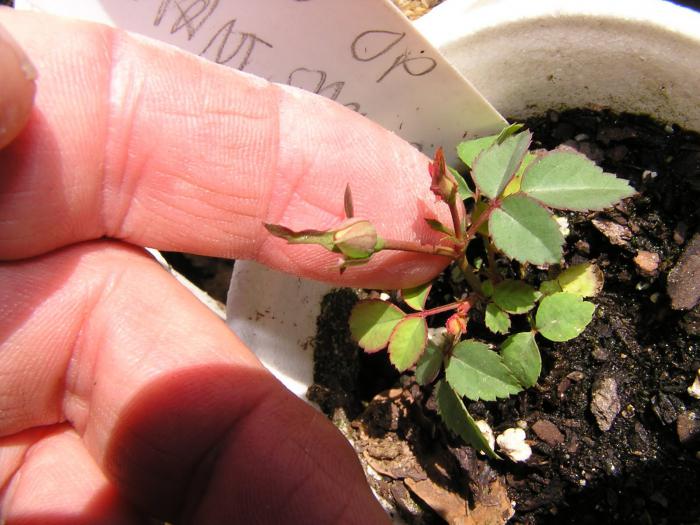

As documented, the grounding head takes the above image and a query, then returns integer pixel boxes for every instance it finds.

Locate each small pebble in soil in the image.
[555,215,570,237]
[674,221,688,245]
[667,233,700,310]
[687,369,700,399]
[677,410,700,448]
[682,306,700,336]
[591,218,632,247]
[590,377,621,432]
[475,420,496,452]
[591,346,609,361]
[496,428,532,462]
[633,250,660,276]
[651,392,684,425]
[532,420,565,447]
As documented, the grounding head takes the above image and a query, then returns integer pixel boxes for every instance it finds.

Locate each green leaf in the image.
[489,194,564,265]
[500,332,541,388]
[436,380,500,459]
[496,123,525,143]
[415,341,443,386]
[448,166,474,200]
[485,303,511,334]
[402,282,432,311]
[492,279,540,314]
[425,218,454,237]
[456,135,498,168]
[503,152,537,196]
[536,292,595,342]
[539,279,562,296]
[520,149,636,211]
[264,223,335,251]
[445,340,522,401]
[388,317,428,372]
[557,263,604,298]
[349,300,405,352]
[471,131,532,199]
[481,280,494,298]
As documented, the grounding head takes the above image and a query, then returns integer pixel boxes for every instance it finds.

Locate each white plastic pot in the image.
[226,0,700,400]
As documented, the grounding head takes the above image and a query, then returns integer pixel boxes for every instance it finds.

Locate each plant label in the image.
[15,0,505,161]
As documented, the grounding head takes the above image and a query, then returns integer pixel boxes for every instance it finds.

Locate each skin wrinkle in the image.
[0,426,54,515]
[0,444,28,515]
[183,386,373,524]
[178,386,274,523]
[61,252,127,440]
[102,28,147,241]
[105,33,277,257]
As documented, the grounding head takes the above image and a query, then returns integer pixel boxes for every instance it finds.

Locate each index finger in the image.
[0,9,450,289]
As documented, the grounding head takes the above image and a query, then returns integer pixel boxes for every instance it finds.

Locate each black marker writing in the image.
[288,68,344,100]
[376,51,436,82]
[351,30,405,62]
[201,19,272,70]
[287,68,363,114]
[351,29,437,83]
[154,0,219,40]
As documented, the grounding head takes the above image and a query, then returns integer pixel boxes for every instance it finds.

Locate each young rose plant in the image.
[266,124,634,458]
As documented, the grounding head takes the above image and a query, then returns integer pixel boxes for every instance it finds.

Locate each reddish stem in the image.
[407,297,475,319]
[382,238,457,258]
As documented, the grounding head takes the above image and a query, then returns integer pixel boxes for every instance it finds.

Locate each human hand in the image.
[0,9,449,524]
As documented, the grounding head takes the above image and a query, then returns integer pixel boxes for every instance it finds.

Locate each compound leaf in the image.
[492,279,540,314]
[415,341,443,386]
[445,340,522,401]
[349,300,405,352]
[388,317,428,372]
[557,263,604,298]
[501,332,541,388]
[521,150,636,211]
[471,131,532,199]
[485,303,510,335]
[436,380,500,459]
[402,282,432,311]
[489,194,564,265]
[536,292,595,342]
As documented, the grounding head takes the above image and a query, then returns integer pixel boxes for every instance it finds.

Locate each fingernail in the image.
[0,20,37,81]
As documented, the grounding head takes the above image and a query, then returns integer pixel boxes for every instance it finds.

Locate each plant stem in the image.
[456,255,483,294]
[484,237,499,282]
[448,196,465,243]
[409,298,472,318]
[464,202,496,244]
[382,239,456,257]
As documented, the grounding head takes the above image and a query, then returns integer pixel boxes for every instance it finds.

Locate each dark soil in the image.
[309,109,700,524]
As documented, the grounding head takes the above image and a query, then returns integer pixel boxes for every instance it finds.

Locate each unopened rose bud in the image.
[446,313,467,337]
[333,220,381,259]
[429,147,458,203]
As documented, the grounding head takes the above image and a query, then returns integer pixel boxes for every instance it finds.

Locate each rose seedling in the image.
[266,124,634,458]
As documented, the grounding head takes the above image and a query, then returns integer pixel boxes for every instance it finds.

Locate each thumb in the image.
[0,16,36,149]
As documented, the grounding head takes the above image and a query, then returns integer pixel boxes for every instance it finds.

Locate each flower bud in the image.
[333,220,379,259]
[429,147,458,203]
[446,313,467,337]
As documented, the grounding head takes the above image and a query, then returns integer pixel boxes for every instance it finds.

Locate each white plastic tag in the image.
[14,0,505,161]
